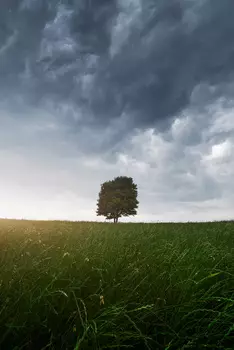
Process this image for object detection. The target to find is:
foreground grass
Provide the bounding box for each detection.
[0,219,233,349]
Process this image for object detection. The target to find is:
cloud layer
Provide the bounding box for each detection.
[0,0,234,221]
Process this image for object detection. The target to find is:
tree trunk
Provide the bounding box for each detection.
[113,217,119,223]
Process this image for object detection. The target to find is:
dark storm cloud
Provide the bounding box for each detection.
[1,0,234,133]
[102,0,234,129]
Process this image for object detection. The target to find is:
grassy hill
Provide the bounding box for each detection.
[0,219,233,349]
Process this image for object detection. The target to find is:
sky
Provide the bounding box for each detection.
[0,0,234,222]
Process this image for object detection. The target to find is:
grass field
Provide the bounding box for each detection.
[0,219,233,349]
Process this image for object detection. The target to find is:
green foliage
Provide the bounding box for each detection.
[96,176,139,222]
[0,219,233,349]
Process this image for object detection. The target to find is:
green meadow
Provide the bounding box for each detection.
[0,219,233,349]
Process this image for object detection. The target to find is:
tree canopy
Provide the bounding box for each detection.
[96,176,139,223]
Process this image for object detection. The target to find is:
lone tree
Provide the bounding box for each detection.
[96,176,139,223]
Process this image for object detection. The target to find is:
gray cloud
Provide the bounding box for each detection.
[1,0,234,141]
[1,0,234,221]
